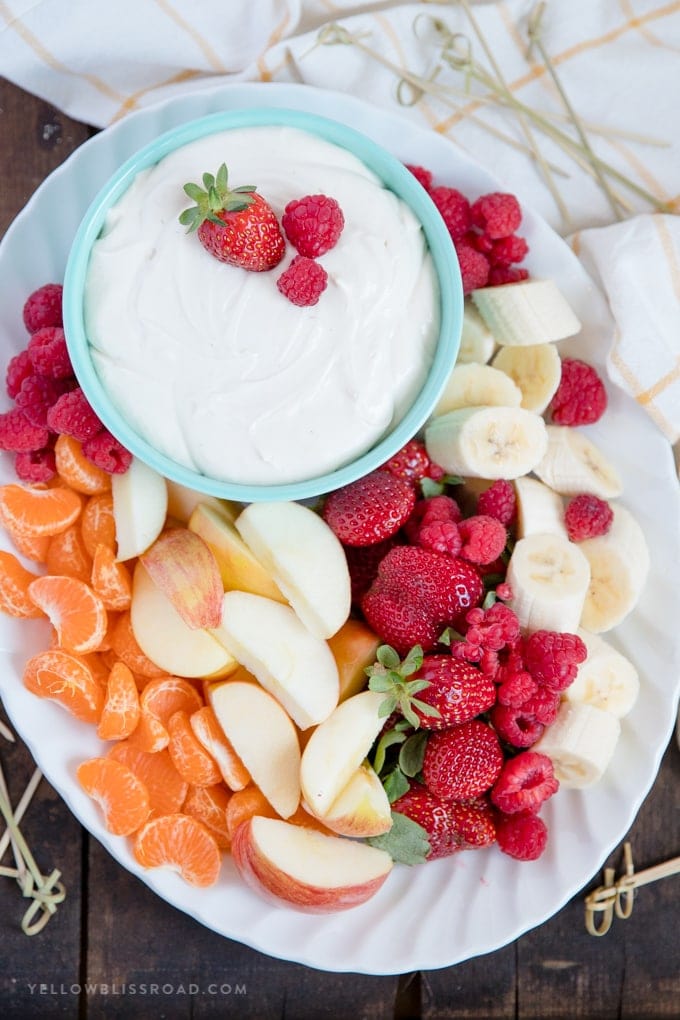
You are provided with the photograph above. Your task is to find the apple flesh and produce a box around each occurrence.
[209,681,301,818]
[131,562,237,679]
[212,591,339,729]
[165,481,239,525]
[112,456,168,561]
[300,690,386,817]
[139,527,223,630]
[232,815,393,913]
[235,501,351,639]
[327,618,381,702]
[188,502,285,603]
[312,761,392,838]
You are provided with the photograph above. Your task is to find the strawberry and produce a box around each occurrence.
[360,545,484,655]
[382,439,444,484]
[422,719,504,800]
[343,536,400,606]
[490,750,559,814]
[322,470,416,547]
[391,784,496,859]
[179,164,285,272]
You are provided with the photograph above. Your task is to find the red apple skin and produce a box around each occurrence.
[231,819,391,914]
[140,527,223,630]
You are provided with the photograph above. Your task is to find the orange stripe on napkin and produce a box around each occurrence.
[152,0,227,72]
[109,68,204,123]
[257,10,294,81]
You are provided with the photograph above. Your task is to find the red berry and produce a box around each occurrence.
[495,809,548,860]
[276,255,328,307]
[522,630,587,691]
[487,266,529,286]
[458,514,507,565]
[489,702,545,748]
[5,350,33,399]
[383,439,438,483]
[15,446,57,483]
[22,283,63,333]
[27,326,73,380]
[564,493,614,542]
[404,495,462,545]
[489,234,529,267]
[405,165,434,192]
[422,719,504,800]
[521,686,562,726]
[417,518,462,558]
[410,655,496,729]
[361,546,484,655]
[343,536,400,605]
[491,750,559,814]
[47,387,103,442]
[322,470,415,547]
[550,358,607,426]
[281,194,344,258]
[15,373,71,428]
[0,407,49,452]
[471,192,522,239]
[496,670,537,708]
[429,186,471,242]
[392,785,495,859]
[476,479,517,526]
[455,243,490,295]
[82,429,132,474]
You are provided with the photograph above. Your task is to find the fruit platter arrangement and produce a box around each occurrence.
[0,84,677,975]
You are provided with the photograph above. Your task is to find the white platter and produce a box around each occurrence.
[1,82,679,975]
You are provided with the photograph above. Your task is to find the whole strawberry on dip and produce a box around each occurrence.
[83,126,440,487]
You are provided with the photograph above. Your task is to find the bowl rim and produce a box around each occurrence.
[63,105,463,501]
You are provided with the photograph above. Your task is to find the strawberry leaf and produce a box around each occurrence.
[372,727,408,775]
[382,767,410,804]
[398,731,428,777]
[376,644,401,669]
[366,811,430,865]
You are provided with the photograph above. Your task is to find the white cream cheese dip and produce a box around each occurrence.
[84,125,440,485]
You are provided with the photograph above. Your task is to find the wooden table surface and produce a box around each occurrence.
[0,76,679,1020]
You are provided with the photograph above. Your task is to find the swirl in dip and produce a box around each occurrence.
[84,125,440,485]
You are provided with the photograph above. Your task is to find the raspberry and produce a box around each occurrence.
[454,243,490,295]
[15,373,71,427]
[487,266,529,286]
[550,358,607,426]
[322,470,415,547]
[417,518,462,557]
[422,719,504,800]
[82,429,132,474]
[429,187,471,242]
[491,750,559,814]
[403,494,462,545]
[489,702,545,748]
[343,536,399,605]
[489,234,529,267]
[22,283,63,333]
[46,387,103,442]
[464,230,494,255]
[476,479,516,526]
[383,439,442,483]
[496,670,537,707]
[281,194,344,258]
[522,630,587,691]
[0,407,49,452]
[276,255,328,307]
[495,810,548,860]
[470,192,522,239]
[27,326,73,380]
[15,446,57,483]
[405,165,434,192]
[458,514,507,565]
[564,493,614,542]
[521,686,561,726]
[5,350,33,399]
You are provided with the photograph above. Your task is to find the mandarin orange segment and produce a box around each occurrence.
[80,493,116,558]
[55,434,112,495]
[46,524,93,583]
[23,649,104,723]
[125,707,169,753]
[91,543,132,611]
[107,742,188,819]
[0,483,82,538]
[97,662,141,741]
[77,757,150,836]
[0,550,46,618]
[190,705,250,791]
[140,676,204,727]
[6,525,50,563]
[27,574,108,654]
[183,784,231,849]
[167,710,222,787]
[108,611,166,679]
[225,785,278,841]
[132,813,222,887]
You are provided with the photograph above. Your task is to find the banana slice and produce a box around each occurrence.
[533,701,621,788]
[579,504,650,633]
[424,405,548,479]
[471,279,581,347]
[433,363,522,417]
[506,532,590,633]
[457,299,496,365]
[491,343,562,413]
[564,629,640,717]
[514,476,567,539]
[533,426,623,499]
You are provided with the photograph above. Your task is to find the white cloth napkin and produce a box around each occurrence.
[1,0,679,445]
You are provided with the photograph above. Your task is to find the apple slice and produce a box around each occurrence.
[235,501,351,639]
[188,503,284,602]
[165,480,239,525]
[212,591,339,729]
[112,457,168,561]
[327,618,381,702]
[139,527,223,629]
[131,562,236,679]
[209,681,300,818]
[313,761,392,838]
[300,690,386,817]
[232,815,393,913]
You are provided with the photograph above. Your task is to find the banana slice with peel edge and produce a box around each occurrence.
[424,405,548,480]
[506,531,591,633]
[533,425,623,499]
[491,343,562,414]
[564,629,640,718]
[533,700,621,788]
[471,279,581,347]
[578,503,650,633]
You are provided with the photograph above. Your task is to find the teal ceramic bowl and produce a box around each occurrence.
[63,107,463,502]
